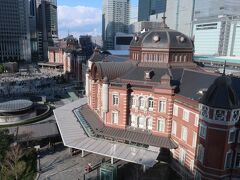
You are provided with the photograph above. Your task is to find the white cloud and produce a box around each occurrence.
[58,5,102,38]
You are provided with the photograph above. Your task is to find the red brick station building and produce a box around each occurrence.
[55,19,240,180]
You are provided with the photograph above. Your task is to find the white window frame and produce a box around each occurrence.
[171,120,177,135]
[235,150,240,168]
[147,118,153,130]
[197,144,204,164]
[112,94,119,105]
[112,111,118,124]
[131,114,137,127]
[228,128,236,144]
[179,148,186,165]
[225,150,233,169]
[190,160,195,172]
[158,98,166,113]
[138,116,146,129]
[183,109,189,121]
[181,126,188,142]
[139,97,145,110]
[199,123,207,139]
[158,118,165,132]
[192,132,197,148]
[173,104,178,116]
[194,114,199,126]
[148,97,154,111]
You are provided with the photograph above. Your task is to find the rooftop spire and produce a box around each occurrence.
[160,12,169,29]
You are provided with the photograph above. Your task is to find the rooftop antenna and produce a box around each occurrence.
[223,60,226,76]
[162,12,166,25]
[160,12,169,29]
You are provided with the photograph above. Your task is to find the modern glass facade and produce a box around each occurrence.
[138,0,166,21]
[0,0,31,62]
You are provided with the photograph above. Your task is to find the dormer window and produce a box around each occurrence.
[134,35,139,41]
[144,70,154,79]
[197,88,208,96]
[179,36,185,42]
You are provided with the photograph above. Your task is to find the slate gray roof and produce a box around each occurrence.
[54,98,160,167]
[77,104,177,149]
[93,61,135,80]
[178,70,219,100]
[200,75,240,109]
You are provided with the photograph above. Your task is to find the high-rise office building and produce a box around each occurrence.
[193,17,240,56]
[0,0,31,62]
[138,0,166,21]
[150,0,195,37]
[193,0,240,56]
[36,0,58,60]
[194,0,240,20]
[102,0,130,50]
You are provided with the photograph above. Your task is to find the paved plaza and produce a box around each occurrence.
[38,144,103,180]
[37,143,181,180]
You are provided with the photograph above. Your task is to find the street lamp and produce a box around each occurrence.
[37,153,41,172]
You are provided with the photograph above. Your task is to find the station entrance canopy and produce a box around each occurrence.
[54,98,175,167]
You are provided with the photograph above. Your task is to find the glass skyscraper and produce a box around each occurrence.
[0,0,31,62]
[138,0,166,21]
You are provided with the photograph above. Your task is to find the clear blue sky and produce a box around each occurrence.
[57,0,138,38]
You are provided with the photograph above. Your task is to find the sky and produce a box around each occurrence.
[57,0,138,38]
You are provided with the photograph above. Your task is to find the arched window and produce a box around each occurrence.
[148,97,154,111]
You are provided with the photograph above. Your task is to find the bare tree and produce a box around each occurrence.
[1,144,26,180]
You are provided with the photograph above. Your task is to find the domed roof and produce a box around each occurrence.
[130,17,193,50]
[130,29,193,50]
[200,75,240,109]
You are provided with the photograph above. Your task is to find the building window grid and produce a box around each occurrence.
[139,97,145,110]
[235,151,240,168]
[173,105,178,116]
[158,118,165,132]
[179,148,186,165]
[181,126,188,142]
[112,111,118,125]
[225,150,233,169]
[192,132,197,148]
[228,129,236,143]
[199,123,207,139]
[197,144,204,163]
[183,109,189,121]
[194,114,199,126]
[148,97,154,111]
[112,94,119,105]
[159,99,166,113]
[172,120,177,135]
